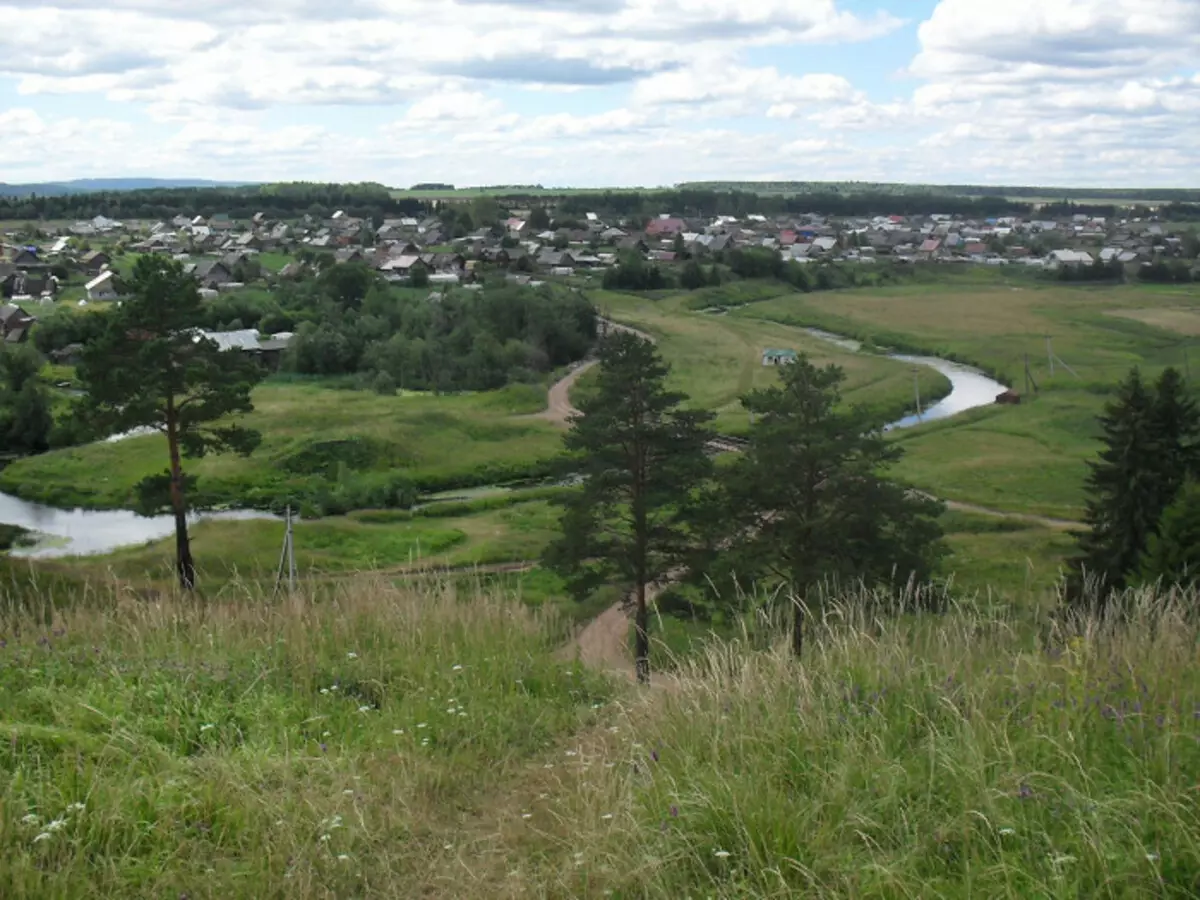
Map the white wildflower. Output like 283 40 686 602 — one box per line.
565 750 578 757
346 652 358 660
421 738 430 746
199 723 215 732
33 832 52 843
1146 853 1160 862
459 711 468 717
319 834 331 843
320 688 329 695
393 729 404 735
65 803 85 814
358 705 372 714
417 723 427 729
521 813 532 820
337 854 349 862
999 828 1015 837
1050 854 1076 867
443 843 453 850
323 731 331 737
452 664 463 671
343 789 354 796
21 814 38 825
714 850 731 859
330 685 339 691
601 814 613 821
45 819 66 833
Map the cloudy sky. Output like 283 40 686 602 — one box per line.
2 0 1198 187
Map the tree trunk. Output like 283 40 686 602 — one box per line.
634 579 650 684
165 403 196 591
791 593 804 659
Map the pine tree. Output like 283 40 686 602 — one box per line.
716 356 944 657
1073 368 1163 593
78 256 265 590
542 332 714 683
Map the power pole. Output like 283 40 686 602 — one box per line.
274 505 297 595
1046 336 1055 377
1024 352 1031 397
913 367 923 420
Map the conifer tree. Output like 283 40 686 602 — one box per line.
543 332 714 683
78 256 264 590
1073 368 1163 592
715 356 944 657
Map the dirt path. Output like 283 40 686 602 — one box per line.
942 499 1083 531
562 599 632 674
535 319 655 426
536 359 598 426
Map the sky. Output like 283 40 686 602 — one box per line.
1 0 1198 188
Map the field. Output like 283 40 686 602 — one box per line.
0 577 1196 897
0 381 562 511
727 280 1200 519
590 286 949 433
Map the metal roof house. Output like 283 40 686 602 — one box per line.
762 348 798 366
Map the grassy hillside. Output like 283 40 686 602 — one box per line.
0 580 1195 897
0 382 562 512
590 287 950 433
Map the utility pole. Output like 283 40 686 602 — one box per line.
1046 336 1055 377
1024 352 1031 397
274 505 297 595
913 367 923 420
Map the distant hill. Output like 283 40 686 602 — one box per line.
0 178 257 198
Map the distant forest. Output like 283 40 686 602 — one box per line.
2 181 1198 224
0 183 427 222
679 181 1200 204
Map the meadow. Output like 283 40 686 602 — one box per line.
589 286 950 433
0 577 1195 898
0 381 563 512
725 279 1200 520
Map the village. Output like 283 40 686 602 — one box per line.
0 202 1196 352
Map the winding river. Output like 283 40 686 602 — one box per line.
0 329 1006 559
800 329 1008 431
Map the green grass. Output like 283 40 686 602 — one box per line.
0 382 562 512
2 574 1197 896
728 281 1200 519
255 251 294 273
591 288 949 433
0 580 613 897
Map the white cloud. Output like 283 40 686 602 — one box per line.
0 1 1198 186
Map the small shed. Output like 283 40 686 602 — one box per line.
995 389 1022 406
762 348 798 367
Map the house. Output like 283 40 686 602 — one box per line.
10 248 43 269
1048 249 1094 267
195 328 294 370
536 249 574 269
0 303 35 343
79 250 111 274
645 217 686 238
762 348 798 367
85 270 126 301
188 259 235 289
919 239 942 257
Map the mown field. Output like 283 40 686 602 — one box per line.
0 577 1195 898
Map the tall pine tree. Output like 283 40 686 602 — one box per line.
715 356 944 658
542 332 714 683
78 256 265 590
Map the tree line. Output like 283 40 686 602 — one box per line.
0 182 428 223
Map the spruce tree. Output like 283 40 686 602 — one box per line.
1148 366 1200 504
1139 481 1200 587
1073 368 1163 593
542 332 714 683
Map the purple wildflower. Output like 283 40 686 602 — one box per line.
319 743 328 753
1018 783 1035 801
651 750 659 763
670 806 679 818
